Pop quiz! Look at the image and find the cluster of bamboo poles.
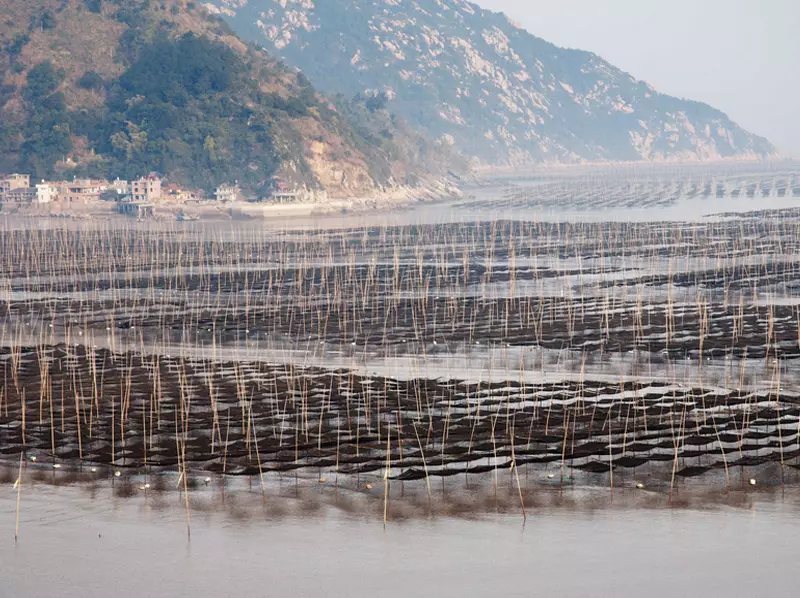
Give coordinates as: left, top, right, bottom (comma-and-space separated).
483, 168, 800, 212
1, 193, 800, 532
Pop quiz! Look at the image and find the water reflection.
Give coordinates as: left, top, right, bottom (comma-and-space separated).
1, 480, 799, 597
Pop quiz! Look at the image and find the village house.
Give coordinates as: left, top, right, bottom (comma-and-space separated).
117, 175, 163, 218
162, 183, 181, 199
269, 181, 301, 204
56, 178, 109, 203
0, 188, 36, 202
129, 175, 162, 202
119, 201, 154, 218
111, 178, 130, 196
163, 183, 201, 202
214, 184, 241, 203
0, 173, 30, 194
35, 183, 58, 204
259, 176, 301, 204
0, 172, 200, 209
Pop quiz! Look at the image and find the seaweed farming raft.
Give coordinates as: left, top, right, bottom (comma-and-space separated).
1, 344, 799, 485
2, 167, 800, 492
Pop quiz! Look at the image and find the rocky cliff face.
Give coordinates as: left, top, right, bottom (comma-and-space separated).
208, 0, 776, 164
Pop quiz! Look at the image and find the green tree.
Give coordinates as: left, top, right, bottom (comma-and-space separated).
203, 135, 216, 162
92, 34, 282, 191
78, 71, 105, 91
19, 62, 71, 177
24, 62, 63, 102
84, 0, 103, 13
7, 33, 30, 58
31, 11, 57, 31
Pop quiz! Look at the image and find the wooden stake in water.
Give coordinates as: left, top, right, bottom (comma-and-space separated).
412, 423, 432, 506
383, 427, 390, 530
510, 423, 527, 521
14, 453, 23, 543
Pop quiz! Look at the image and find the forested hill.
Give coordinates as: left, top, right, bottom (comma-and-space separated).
209, 0, 776, 164
0, 0, 453, 196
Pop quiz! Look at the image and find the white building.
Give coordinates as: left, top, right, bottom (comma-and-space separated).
111, 178, 130, 195
215, 184, 241, 203
35, 183, 58, 204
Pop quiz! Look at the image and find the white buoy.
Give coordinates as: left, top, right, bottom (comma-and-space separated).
114, 471, 122, 478
636, 483, 645, 489
749, 478, 757, 486
53, 463, 61, 469
90, 467, 97, 473
204, 477, 211, 485
547, 473, 555, 479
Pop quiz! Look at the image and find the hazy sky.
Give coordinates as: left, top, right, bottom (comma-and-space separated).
476, 0, 800, 157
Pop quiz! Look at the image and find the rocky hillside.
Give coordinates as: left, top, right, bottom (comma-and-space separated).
0, 0, 452, 196
208, 0, 777, 164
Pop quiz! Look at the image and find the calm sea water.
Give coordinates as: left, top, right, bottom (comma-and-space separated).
2, 484, 798, 598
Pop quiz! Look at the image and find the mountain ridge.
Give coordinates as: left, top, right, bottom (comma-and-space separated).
207, 0, 776, 165
0, 0, 453, 196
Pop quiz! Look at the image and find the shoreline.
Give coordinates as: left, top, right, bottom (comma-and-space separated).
0, 178, 464, 223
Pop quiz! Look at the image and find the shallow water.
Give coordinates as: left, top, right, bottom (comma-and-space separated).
1, 484, 799, 598
458, 194, 800, 224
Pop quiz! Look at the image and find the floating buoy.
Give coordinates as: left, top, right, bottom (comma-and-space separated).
90, 467, 97, 473
365, 483, 373, 489
53, 463, 61, 469
636, 483, 645, 489
29, 456, 37, 463
139, 483, 151, 491
204, 477, 212, 485
114, 471, 121, 478
749, 478, 757, 486
318, 477, 327, 483
547, 473, 555, 479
